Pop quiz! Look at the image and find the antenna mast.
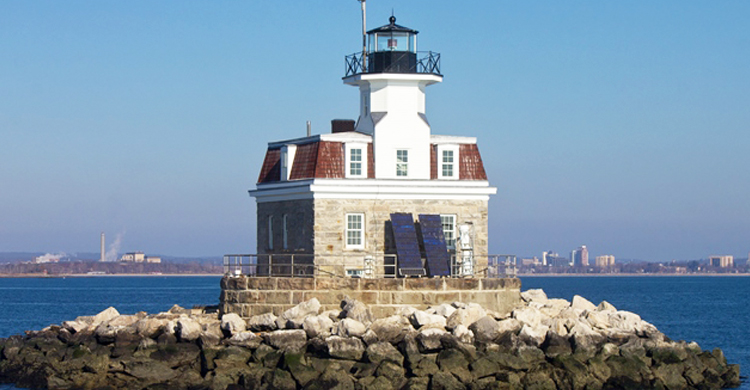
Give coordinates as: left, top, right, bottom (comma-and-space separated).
359, 0, 367, 72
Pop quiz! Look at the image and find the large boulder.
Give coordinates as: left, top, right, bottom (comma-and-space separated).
365, 341, 404, 365
446, 306, 486, 330
341, 297, 373, 325
468, 315, 500, 343
325, 336, 365, 360
337, 318, 367, 338
276, 299, 321, 329
263, 329, 308, 352
247, 312, 278, 332
220, 313, 246, 336
521, 289, 548, 303
92, 307, 120, 326
571, 295, 597, 312
369, 315, 413, 344
302, 314, 334, 339
411, 310, 447, 329
175, 317, 202, 341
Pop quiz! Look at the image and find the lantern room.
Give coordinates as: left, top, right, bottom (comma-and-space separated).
367, 16, 419, 73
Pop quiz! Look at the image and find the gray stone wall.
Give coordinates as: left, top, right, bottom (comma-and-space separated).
312, 198, 490, 275
256, 199, 314, 254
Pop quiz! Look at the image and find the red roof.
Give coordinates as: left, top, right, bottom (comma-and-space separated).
257, 140, 487, 183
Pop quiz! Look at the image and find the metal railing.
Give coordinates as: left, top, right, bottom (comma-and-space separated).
224, 253, 516, 279
344, 51, 442, 77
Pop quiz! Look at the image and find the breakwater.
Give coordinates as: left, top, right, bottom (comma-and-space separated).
0, 289, 741, 389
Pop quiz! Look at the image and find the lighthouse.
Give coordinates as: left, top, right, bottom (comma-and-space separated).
249, 15, 496, 277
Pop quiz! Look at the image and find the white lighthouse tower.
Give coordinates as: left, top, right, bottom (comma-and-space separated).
343, 16, 442, 180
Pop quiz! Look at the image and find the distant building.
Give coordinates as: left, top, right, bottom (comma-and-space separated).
595, 255, 615, 267
708, 255, 733, 268
521, 257, 541, 266
571, 246, 589, 267
120, 252, 161, 264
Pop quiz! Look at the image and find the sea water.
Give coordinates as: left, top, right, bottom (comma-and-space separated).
0, 276, 746, 389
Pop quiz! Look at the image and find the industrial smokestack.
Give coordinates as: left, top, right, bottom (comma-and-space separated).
100, 232, 105, 262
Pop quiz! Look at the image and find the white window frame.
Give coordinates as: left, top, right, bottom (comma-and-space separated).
437, 144, 459, 180
396, 149, 408, 177
280, 144, 297, 181
345, 143, 367, 178
345, 213, 365, 249
440, 214, 457, 250
282, 214, 288, 250
267, 216, 274, 250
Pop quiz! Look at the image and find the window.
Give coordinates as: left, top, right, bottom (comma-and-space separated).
438, 144, 459, 180
346, 213, 364, 249
350, 148, 362, 176
441, 214, 456, 249
442, 150, 454, 177
267, 216, 274, 250
396, 150, 408, 177
345, 143, 367, 178
282, 214, 288, 250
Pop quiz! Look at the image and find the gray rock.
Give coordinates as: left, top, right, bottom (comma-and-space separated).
369, 315, 413, 344
263, 329, 308, 351
430, 371, 464, 390
365, 341, 403, 365
431, 303, 457, 318
247, 312, 278, 332
446, 306, 486, 330
220, 313, 246, 336
411, 310, 447, 329
468, 315, 500, 343
303, 314, 334, 338
227, 331, 261, 348
175, 317, 202, 341
134, 317, 168, 338
276, 298, 321, 329
452, 324, 474, 344
337, 318, 367, 338
521, 289, 548, 303
325, 335, 365, 360
416, 327, 446, 352
597, 300, 617, 311
91, 307, 120, 326
341, 297, 373, 325
571, 295, 597, 312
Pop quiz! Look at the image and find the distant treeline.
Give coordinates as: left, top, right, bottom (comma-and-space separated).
0, 261, 223, 275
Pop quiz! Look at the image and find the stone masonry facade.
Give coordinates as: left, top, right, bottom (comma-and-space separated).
257, 198, 490, 277
220, 276, 521, 318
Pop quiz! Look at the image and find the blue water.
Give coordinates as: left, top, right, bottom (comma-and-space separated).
0, 276, 746, 389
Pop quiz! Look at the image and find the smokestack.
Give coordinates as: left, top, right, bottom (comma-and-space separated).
306, 121, 311, 137
100, 232, 105, 262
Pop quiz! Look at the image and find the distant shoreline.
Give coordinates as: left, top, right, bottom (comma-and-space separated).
0, 273, 223, 278
517, 273, 750, 277
1, 272, 749, 278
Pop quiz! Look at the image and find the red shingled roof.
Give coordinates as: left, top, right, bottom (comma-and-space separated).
459, 144, 488, 180
258, 140, 488, 183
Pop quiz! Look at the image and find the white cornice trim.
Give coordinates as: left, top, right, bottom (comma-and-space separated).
430, 135, 477, 144
250, 179, 497, 203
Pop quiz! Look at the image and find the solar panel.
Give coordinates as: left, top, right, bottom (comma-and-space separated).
418, 214, 451, 277
390, 213, 425, 277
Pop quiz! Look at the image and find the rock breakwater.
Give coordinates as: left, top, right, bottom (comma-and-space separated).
0, 289, 741, 389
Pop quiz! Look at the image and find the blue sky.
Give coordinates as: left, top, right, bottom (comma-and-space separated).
1, 1, 748, 261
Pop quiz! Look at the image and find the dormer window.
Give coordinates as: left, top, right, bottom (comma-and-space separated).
437, 144, 459, 180
345, 143, 367, 178
280, 145, 297, 181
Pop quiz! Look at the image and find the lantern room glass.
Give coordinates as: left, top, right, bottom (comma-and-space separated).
369, 32, 416, 53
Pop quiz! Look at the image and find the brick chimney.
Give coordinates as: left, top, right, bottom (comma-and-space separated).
331, 119, 355, 133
